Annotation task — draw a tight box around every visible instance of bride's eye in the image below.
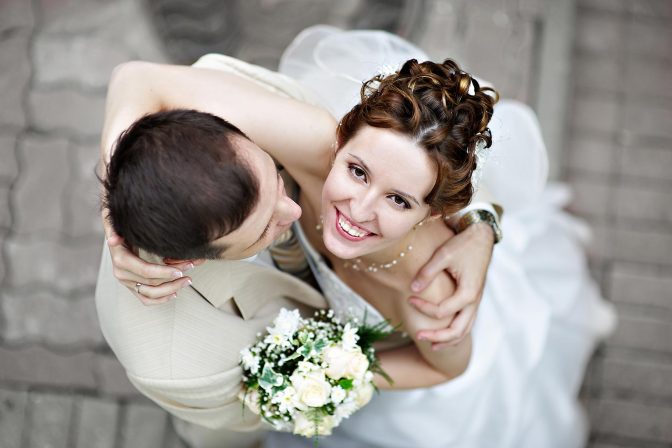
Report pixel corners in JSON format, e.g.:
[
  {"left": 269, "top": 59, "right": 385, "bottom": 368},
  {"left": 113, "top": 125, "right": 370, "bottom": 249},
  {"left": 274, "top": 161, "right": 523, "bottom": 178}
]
[
  {"left": 389, "top": 194, "right": 411, "bottom": 209},
  {"left": 348, "top": 164, "right": 367, "bottom": 182}
]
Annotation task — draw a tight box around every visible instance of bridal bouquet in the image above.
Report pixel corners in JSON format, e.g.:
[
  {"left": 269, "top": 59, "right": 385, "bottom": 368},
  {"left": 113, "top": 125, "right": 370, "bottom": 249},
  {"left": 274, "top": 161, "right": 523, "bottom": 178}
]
[{"left": 239, "top": 308, "right": 392, "bottom": 440}]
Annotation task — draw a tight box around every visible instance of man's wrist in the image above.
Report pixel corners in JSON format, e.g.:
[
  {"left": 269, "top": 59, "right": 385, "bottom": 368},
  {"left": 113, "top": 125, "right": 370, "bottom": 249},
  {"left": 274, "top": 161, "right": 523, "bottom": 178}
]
[{"left": 463, "top": 221, "right": 496, "bottom": 245}]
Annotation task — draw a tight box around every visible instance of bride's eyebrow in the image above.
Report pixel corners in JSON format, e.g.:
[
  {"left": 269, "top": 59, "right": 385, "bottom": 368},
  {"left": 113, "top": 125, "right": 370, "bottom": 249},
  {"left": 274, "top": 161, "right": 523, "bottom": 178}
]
[{"left": 349, "top": 153, "right": 420, "bottom": 206}]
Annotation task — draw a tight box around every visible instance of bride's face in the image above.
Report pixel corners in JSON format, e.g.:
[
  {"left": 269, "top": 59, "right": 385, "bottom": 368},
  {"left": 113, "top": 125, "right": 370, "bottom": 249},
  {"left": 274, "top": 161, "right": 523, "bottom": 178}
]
[{"left": 321, "top": 126, "right": 436, "bottom": 260}]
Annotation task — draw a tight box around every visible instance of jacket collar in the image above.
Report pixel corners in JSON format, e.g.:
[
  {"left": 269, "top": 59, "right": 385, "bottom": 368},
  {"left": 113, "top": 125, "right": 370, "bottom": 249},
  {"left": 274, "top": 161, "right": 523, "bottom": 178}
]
[{"left": 187, "top": 259, "right": 326, "bottom": 320}]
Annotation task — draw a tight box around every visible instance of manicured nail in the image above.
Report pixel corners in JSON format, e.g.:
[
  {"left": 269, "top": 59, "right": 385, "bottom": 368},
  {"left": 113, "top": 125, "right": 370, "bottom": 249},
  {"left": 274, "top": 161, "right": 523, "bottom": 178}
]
[
  {"left": 171, "top": 293, "right": 177, "bottom": 299},
  {"left": 183, "top": 263, "right": 195, "bottom": 272},
  {"left": 172, "top": 271, "right": 184, "bottom": 279},
  {"left": 411, "top": 281, "right": 422, "bottom": 292}
]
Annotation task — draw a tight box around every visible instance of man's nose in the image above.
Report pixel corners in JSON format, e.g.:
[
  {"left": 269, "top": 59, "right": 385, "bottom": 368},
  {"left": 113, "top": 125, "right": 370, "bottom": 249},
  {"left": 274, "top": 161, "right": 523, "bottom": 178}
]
[{"left": 277, "top": 196, "right": 302, "bottom": 225}]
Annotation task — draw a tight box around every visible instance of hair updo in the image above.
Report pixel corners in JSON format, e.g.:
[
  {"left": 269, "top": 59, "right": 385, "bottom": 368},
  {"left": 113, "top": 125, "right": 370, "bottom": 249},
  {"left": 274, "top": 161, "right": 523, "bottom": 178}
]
[{"left": 337, "top": 58, "right": 499, "bottom": 216}]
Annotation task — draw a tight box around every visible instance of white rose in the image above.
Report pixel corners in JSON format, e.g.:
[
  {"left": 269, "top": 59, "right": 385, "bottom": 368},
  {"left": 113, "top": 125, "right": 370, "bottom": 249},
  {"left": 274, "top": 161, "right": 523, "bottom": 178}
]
[
  {"left": 323, "top": 346, "right": 350, "bottom": 379},
  {"left": 324, "top": 346, "right": 370, "bottom": 381},
  {"left": 291, "top": 371, "right": 332, "bottom": 408},
  {"left": 293, "top": 413, "right": 335, "bottom": 437},
  {"left": 238, "top": 388, "right": 261, "bottom": 415},
  {"left": 354, "top": 382, "right": 374, "bottom": 408},
  {"left": 347, "top": 352, "right": 370, "bottom": 380}
]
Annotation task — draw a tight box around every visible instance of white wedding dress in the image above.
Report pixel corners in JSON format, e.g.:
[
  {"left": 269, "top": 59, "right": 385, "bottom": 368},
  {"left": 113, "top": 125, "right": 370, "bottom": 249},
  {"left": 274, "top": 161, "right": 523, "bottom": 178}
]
[{"left": 265, "top": 26, "right": 616, "bottom": 448}]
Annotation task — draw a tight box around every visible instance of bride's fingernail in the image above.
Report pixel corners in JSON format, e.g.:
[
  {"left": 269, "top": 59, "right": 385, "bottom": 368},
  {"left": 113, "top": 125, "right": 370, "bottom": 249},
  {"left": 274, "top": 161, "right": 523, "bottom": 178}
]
[
  {"left": 411, "top": 281, "right": 422, "bottom": 292},
  {"left": 183, "top": 263, "right": 195, "bottom": 272}
]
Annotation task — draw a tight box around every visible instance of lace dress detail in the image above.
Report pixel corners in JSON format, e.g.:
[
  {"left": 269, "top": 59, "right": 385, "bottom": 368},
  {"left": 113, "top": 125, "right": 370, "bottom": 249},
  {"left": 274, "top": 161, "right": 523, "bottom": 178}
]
[{"left": 292, "top": 222, "right": 390, "bottom": 329}]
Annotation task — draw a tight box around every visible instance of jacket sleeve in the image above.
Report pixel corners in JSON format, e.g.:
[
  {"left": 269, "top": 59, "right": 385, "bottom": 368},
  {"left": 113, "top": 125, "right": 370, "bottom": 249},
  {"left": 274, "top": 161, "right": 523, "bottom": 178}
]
[{"left": 127, "top": 367, "right": 263, "bottom": 431}]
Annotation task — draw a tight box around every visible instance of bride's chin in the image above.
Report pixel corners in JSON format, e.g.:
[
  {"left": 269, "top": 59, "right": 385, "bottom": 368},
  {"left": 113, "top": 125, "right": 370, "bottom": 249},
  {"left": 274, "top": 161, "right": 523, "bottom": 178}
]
[{"left": 323, "top": 232, "right": 364, "bottom": 260}]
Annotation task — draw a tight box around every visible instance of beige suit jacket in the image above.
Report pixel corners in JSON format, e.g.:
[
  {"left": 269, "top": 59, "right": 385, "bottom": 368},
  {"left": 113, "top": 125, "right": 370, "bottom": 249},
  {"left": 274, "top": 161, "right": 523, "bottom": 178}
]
[{"left": 95, "top": 245, "right": 326, "bottom": 435}]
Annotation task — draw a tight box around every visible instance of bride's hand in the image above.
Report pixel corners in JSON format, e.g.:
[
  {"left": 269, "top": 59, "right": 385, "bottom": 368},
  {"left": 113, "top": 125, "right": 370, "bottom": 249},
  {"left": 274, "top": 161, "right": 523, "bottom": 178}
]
[
  {"left": 102, "top": 210, "right": 196, "bottom": 305},
  {"left": 408, "top": 223, "right": 494, "bottom": 350}
]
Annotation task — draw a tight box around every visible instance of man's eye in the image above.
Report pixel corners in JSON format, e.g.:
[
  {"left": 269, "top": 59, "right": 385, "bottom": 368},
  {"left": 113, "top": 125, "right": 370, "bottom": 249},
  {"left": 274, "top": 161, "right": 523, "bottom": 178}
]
[
  {"left": 349, "top": 165, "right": 367, "bottom": 181},
  {"left": 389, "top": 195, "right": 410, "bottom": 209}
]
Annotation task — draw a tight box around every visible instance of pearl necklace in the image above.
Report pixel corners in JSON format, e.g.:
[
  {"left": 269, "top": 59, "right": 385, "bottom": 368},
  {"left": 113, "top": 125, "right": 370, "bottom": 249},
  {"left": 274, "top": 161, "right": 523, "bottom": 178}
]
[{"left": 343, "top": 242, "right": 414, "bottom": 272}]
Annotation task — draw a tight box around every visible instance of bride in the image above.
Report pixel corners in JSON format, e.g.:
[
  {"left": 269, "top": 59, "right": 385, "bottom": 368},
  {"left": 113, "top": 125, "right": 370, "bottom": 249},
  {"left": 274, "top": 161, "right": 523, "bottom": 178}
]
[{"left": 102, "top": 26, "right": 615, "bottom": 448}]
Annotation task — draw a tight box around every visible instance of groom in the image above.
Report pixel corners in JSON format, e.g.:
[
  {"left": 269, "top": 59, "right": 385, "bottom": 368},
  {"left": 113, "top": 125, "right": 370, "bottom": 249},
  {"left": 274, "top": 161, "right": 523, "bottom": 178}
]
[{"left": 96, "top": 57, "right": 499, "bottom": 448}]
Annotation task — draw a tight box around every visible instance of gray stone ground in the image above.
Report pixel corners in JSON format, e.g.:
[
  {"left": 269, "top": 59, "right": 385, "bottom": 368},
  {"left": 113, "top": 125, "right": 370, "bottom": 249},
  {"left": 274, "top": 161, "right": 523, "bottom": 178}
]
[{"left": 0, "top": 0, "right": 670, "bottom": 447}]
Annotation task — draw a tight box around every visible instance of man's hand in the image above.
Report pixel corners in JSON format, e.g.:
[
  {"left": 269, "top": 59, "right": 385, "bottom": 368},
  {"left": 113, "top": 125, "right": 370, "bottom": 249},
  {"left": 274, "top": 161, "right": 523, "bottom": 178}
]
[
  {"left": 103, "top": 211, "right": 196, "bottom": 306},
  {"left": 409, "top": 223, "right": 495, "bottom": 350}
]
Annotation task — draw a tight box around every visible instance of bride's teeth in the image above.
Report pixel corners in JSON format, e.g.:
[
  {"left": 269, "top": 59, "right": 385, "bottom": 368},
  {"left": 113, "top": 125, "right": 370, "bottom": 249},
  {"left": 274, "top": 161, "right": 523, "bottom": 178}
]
[{"left": 338, "top": 215, "right": 367, "bottom": 238}]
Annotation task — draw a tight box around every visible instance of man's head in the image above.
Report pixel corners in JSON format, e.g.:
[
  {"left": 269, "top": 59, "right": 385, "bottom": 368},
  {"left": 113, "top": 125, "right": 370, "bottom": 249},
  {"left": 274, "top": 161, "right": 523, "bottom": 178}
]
[{"left": 103, "top": 109, "right": 301, "bottom": 261}]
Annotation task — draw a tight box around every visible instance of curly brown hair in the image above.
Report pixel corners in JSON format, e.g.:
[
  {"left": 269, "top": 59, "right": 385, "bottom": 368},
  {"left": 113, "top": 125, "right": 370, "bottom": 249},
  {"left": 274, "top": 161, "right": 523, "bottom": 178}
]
[{"left": 337, "top": 58, "right": 499, "bottom": 216}]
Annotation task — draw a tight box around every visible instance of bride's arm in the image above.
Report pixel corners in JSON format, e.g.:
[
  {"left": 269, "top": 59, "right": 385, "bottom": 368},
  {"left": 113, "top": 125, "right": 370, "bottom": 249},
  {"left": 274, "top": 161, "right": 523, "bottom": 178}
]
[
  {"left": 374, "top": 344, "right": 463, "bottom": 390},
  {"left": 102, "top": 61, "right": 336, "bottom": 186},
  {"left": 373, "top": 269, "right": 472, "bottom": 390},
  {"left": 396, "top": 268, "right": 473, "bottom": 380}
]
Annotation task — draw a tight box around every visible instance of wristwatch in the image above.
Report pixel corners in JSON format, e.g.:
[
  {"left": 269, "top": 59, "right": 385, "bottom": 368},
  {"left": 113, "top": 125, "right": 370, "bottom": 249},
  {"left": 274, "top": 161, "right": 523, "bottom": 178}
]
[{"left": 453, "top": 208, "right": 503, "bottom": 244}]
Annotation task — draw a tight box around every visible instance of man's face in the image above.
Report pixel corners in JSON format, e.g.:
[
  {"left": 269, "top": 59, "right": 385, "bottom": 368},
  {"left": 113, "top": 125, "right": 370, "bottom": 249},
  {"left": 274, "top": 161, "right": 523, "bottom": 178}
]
[{"left": 211, "top": 138, "right": 302, "bottom": 259}]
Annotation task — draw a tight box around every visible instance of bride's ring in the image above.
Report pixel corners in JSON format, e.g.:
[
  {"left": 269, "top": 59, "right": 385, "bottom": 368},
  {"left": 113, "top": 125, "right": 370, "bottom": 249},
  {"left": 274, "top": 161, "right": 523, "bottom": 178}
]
[{"left": 135, "top": 282, "right": 144, "bottom": 296}]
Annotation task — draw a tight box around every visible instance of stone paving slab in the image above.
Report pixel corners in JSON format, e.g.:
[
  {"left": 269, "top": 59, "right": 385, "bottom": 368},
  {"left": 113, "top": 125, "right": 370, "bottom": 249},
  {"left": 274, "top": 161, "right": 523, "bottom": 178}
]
[
  {"left": 0, "top": 388, "right": 28, "bottom": 448},
  {"left": 121, "top": 403, "right": 169, "bottom": 448},
  {"left": 5, "top": 238, "right": 102, "bottom": 295},
  {"left": 74, "top": 397, "right": 119, "bottom": 448},
  {"left": 28, "top": 89, "right": 107, "bottom": 138},
  {"left": 0, "top": 186, "right": 11, "bottom": 231},
  {"left": 0, "top": 134, "right": 19, "bottom": 184},
  {"left": 1, "top": 289, "right": 103, "bottom": 346},
  {"left": 600, "top": 356, "right": 672, "bottom": 399},
  {"left": 589, "top": 398, "right": 672, "bottom": 443},
  {"left": 12, "top": 135, "right": 70, "bottom": 236},
  {"left": 565, "top": 133, "right": 618, "bottom": 178},
  {"left": 608, "top": 262, "right": 672, "bottom": 311},
  {"left": 0, "top": 346, "right": 97, "bottom": 389},
  {"left": 27, "top": 393, "right": 74, "bottom": 448},
  {"left": 620, "top": 144, "right": 672, "bottom": 184},
  {"left": 607, "top": 310, "right": 672, "bottom": 354},
  {"left": 0, "top": 33, "right": 31, "bottom": 128}
]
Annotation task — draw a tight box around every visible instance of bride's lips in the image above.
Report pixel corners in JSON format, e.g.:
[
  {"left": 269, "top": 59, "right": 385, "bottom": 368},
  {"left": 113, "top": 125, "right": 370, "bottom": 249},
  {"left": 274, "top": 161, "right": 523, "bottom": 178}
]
[{"left": 334, "top": 209, "right": 375, "bottom": 242}]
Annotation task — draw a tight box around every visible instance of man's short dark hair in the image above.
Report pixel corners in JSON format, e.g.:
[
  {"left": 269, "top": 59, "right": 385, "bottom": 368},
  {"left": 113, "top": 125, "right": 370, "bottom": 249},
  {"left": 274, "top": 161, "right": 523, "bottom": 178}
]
[{"left": 102, "top": 109, "right": 259, "bottom": 259}]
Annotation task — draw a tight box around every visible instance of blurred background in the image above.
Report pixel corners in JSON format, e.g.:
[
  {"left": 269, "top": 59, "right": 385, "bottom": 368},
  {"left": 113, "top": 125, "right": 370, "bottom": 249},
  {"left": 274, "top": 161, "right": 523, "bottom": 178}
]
[{"left": 0, "top": 0, "right": 670, "bottom": 446}]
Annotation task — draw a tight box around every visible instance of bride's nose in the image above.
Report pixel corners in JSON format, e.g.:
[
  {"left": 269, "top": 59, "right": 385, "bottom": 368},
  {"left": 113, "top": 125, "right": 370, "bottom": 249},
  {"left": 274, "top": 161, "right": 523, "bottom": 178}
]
[
  {"left": 277, "top": 195, "right": 302, "bottom": 225},
  {"left": 349, "top": 193, "right": 375, "bottom": 223}
]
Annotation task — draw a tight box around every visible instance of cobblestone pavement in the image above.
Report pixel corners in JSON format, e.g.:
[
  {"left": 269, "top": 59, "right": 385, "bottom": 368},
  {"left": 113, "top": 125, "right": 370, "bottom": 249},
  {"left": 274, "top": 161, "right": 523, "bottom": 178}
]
[{"left": 0, "top": 0, "right": 670, "bottom": 447}]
